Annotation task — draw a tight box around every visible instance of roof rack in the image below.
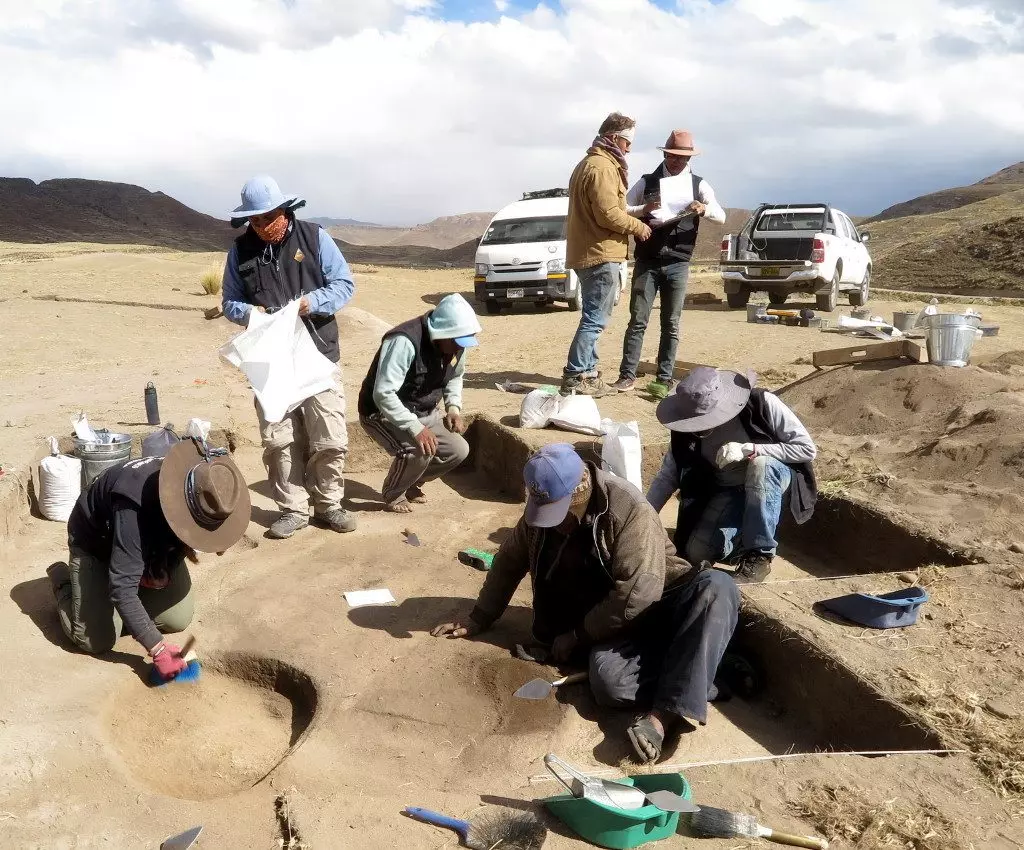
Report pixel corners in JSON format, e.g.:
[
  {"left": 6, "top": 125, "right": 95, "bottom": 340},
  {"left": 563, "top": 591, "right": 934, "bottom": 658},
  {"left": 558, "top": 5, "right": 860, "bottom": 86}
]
[
  {"left": 758, "top": 202, "right": 830, "bottom": 209},
  {"left": 522, "top": 188, "right": 569, "bottom": 200}
]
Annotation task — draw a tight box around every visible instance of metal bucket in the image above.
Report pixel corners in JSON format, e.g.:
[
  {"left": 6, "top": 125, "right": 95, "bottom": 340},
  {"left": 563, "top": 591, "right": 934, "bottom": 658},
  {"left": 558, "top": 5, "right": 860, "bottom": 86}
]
[
  {"left": 74, "top": 431, "right": 132, "bottom": 487},
  {"left": 892, "top": 311, "right": 918, "bottom": 332},
  {"left": 746, "top": 304, "right": 766, "bottom": 323},
  {"left": 921, "top": 314, "right": 982, "bottom": 367}
]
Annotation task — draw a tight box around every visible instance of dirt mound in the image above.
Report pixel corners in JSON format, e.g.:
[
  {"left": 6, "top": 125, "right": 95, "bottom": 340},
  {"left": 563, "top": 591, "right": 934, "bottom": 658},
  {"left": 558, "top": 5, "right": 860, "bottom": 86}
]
[
  {"left": 782, "top": 362, "right": 1024, "bottom": 548},
  {"left": 0, "top": 177, "right": 233, "bottom": 251}
]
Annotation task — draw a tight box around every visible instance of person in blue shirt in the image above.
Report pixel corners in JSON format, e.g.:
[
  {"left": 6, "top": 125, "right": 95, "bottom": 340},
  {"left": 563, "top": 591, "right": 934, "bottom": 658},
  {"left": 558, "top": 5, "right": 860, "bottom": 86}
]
[{"left": 222, "top": 175, "right": 356, "bottom": 539}]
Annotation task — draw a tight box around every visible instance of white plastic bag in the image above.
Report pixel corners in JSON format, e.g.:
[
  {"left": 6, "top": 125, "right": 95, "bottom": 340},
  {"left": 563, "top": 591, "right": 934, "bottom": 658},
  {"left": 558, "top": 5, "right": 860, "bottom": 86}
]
[
  {"left": 601, "top": 420, "right": 643, "bottom": 492},
  {"left": 38, "top": 437, "right": 81, "bottom": 522},
  {"left": 219, "top": 300, "right": 339, "bottom": 424},
  {"left": 548, "top": 394, "right": 604, "bottom": 436},
  {"left": 520, "top": 388, "right": 561, "bottom": 429}
]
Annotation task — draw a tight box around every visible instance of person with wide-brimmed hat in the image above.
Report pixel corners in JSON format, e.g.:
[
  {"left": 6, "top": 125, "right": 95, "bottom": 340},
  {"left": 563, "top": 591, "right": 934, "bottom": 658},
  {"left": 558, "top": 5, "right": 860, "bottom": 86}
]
[
  {"left": 648, "top": 366, "right": 818, "bottom": 582},
  {"left": 431, "top": 443, "right": 740, "bottom": 764},
  {"left": 610, "top": 130, "right": 726, "bottom": 399},
  {"left": 221, "top": 175, "right": 357, "bottom": 540},
  {"left": 47, "top": 440, "right": 251, "bottom": 680}
]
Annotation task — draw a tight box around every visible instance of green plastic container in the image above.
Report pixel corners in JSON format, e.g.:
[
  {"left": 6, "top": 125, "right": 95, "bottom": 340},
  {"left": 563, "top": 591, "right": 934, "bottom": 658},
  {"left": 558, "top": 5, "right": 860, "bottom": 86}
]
[{"left": 543, "top": 772, "right": 692, "bottom": 849}]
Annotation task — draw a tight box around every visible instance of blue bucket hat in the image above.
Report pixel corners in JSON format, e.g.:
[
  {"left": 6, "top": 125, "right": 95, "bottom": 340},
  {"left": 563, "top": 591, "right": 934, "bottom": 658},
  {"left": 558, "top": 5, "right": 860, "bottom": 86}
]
[
  {"left": 524, "top": 443, "right": 585, "bottom": 528},
  {"left": 230, "top": 175, "right": 306, "bottom": 228}
]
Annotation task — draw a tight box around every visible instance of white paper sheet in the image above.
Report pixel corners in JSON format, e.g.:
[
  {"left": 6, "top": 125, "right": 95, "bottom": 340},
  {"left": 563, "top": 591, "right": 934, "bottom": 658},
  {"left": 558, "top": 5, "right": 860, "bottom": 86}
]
[
  {"left": 344, "top": 588, "right": 397, "bottom": 608},
  {"left": 650, "top": 171, "right": 695, "bottom": 221}
]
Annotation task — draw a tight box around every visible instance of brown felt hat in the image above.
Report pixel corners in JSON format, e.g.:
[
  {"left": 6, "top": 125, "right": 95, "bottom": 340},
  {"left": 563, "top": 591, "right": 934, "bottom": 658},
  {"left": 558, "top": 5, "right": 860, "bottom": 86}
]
[
  {"left": 658, "top": 129, "right": 700, "bottom": 156},
  {"left": 158, "top": 440, "right": 251, "bottom": 553}
]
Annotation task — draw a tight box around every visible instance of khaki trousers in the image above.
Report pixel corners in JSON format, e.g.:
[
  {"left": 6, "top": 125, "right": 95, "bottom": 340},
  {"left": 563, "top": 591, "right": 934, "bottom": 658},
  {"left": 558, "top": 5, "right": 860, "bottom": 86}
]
[
  {"left": 256, "top": 386, "right": 349, "bottom": 515},
  {"left": 53, "top": 545, "right": 194, "bottom": 654}
]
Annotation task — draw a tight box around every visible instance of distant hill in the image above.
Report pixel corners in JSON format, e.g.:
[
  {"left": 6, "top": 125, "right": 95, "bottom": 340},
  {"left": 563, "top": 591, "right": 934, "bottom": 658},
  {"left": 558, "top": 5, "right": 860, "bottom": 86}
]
[
  {"left": 335, "top": 237, "right": 476, "bottom": 269},
  {"left": 693, "top": 207, "right": 752, "bottom": 260},
  {"left": 309, "top": 216, "right": 384, "bottom": 229},
  {"left": 0, "top": 178, "right": 234, "bottom": 250},
  {"left": 328, "top": 212, "right": 493, "bottom": 250},
  {"left": 867, "top": 162, "right": 1024, "bottom": 223}
]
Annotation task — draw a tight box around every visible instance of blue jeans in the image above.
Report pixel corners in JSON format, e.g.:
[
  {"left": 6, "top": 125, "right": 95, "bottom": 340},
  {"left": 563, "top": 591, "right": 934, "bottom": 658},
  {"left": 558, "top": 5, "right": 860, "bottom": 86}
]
[
  {"left": 684, "top": 456, "right": 792, "bottom": 564},
  {"left": 564, "top": 262, "right": 620, "bottom": 378},
  {"left": 619, "top": 260, "right": 691, "bottom": 383}
]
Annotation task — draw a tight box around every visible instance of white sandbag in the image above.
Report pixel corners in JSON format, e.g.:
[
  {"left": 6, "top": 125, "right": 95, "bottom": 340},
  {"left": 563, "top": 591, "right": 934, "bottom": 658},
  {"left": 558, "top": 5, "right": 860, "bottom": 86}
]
[
  {"left": 548, "top": 394, "right": 604, "bottom": 436},
  {"left": 219, "top": 300, "right": 339, "bottom": 424},
  {"left": 520, "top": 388, "right": 560, "bottom": 429},
  {"left": 601, "top": 420, "right": 643, "bottom": 492},
  {"left": 38, "top": 437, "right": 81, "bottom": 522}
]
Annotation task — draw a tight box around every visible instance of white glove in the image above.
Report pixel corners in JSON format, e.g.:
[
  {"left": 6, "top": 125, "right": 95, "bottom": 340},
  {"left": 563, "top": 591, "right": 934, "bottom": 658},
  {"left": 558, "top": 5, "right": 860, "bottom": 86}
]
[{"left": 715, "top": 442, "right": 756, "bottom": 469}]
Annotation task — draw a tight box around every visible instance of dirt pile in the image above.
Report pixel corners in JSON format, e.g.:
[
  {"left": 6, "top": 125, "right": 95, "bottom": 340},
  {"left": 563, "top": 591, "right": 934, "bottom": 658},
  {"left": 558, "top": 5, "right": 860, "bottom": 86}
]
[
  {"left": 782, "top": 361, "right": 1024, "bottom": 547},
  {"left": 0, "top": 177, "right": 233, "bottom": 251}
]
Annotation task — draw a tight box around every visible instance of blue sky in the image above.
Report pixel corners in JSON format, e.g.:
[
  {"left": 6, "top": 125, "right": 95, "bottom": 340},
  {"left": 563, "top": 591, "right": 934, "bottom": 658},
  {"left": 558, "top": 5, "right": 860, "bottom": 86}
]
[{"left": 0, "top": 0, "right": 1021, "bottom": 223}]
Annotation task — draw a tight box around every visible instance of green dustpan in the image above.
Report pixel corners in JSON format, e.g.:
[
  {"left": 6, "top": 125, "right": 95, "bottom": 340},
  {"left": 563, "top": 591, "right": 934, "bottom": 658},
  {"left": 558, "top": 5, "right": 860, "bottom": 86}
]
[{"left": 544, "top": 773, "right": 692, "bottom": 849}]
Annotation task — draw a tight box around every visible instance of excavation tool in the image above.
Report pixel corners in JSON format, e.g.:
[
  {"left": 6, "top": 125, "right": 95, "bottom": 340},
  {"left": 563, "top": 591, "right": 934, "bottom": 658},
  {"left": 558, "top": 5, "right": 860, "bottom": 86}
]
[
  {"left": 160, "top": 826, "right": 203, "bottom": 850},
  {"left": 149, "top": 636, "right": 199, "bottom": 687},
  {"left": 689, "top": 805, "right": 828, "bottom": 848},
  {"left": 544, "top": 754, "right": 698, "bottom": 813},
  {"left": 404, "top": 806, "right": 547, "bottom": 849},
  {"left": 514, "top": 671, "right": 588, "bottom": 700}
]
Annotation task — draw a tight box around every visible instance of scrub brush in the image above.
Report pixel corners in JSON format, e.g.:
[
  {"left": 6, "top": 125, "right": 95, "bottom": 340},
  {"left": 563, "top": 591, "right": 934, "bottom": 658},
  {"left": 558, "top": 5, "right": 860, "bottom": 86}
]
[{"left": 148, "top": 636, "right": 200, "bottom": 686}]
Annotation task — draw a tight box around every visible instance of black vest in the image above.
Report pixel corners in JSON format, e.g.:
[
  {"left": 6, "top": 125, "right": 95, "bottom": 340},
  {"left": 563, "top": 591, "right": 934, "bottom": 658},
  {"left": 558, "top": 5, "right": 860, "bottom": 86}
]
[
  {"left": 233, "top": 218, "right": 340, "bottom": 363},
  {"left": 668, "top": 390, "right": 817, "bottom": 554},
  {"left": 634, "top": 165, "right": 702, "bottom": 265},
  {"left": 358, "top": 314, "right": 458, "bottom": 419}
]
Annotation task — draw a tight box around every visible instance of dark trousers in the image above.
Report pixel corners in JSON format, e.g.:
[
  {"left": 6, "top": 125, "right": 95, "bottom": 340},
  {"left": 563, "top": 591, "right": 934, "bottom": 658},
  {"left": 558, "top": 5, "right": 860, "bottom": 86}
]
[
  {"left": 588, "top": 568, "right": 739, "bottom": 725},
  {"left": 618, "top": 260, "right": 691, "bottom": 383}
]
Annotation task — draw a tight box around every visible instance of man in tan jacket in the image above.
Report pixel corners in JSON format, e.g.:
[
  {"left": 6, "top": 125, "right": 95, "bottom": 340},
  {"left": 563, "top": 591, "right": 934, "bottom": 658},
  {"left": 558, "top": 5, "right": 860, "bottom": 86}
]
[
  {"left": 432, "top": 444, "right": 739, "bottom": 764},
  {"left": 561, "top": 113, "right": 652, "bottom": 396}
]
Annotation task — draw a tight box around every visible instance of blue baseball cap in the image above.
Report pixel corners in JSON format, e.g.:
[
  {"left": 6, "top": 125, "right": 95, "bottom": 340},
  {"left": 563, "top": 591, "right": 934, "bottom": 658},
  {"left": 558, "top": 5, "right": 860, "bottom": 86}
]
[
  {"left": 524, "top": 443, "right": 585, "bottom": 528},
  {"left": 452, "top": 335, "right": 479, "bottom": 348}
]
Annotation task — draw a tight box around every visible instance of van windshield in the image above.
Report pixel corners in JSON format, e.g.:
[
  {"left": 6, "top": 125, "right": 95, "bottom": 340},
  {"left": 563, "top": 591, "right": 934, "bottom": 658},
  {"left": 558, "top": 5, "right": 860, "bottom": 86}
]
[{"left": 481, "top": 216, "right": 566, "bottom": 245}]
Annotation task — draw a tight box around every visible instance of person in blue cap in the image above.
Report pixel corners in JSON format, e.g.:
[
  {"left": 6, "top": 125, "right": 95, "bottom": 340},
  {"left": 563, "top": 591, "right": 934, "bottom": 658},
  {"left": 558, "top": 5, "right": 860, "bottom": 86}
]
[
  {"left": 358, "top": 294, "right": 481, "bottom": 512},
  {"left": 221, "top": 175, "right": 357, "bottom": 540},
  {"left": 432, "top": 443, "right": 739, "bottom": 764}
]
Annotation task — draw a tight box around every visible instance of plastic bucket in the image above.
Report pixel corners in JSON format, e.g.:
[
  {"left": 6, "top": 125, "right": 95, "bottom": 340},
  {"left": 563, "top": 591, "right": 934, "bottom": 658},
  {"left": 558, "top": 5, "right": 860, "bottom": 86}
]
[
  {"left": 74, "top": 431, "right": 132, "bottom": 487},
  {"left": 922, "top": 314, "right": 982, "bottom": 367}
]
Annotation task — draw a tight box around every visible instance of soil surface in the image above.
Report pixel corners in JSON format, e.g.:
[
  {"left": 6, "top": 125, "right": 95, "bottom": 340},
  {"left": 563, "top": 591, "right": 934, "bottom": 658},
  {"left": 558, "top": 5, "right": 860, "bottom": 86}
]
[{"left": 2, "top": 243, "right": 1024, "bottom": 848}]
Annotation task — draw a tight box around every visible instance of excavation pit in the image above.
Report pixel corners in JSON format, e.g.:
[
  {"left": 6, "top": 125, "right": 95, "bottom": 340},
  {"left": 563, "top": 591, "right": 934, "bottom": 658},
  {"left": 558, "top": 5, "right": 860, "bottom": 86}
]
[{"left": 104, "top": 653, "right": 318, "bottom": 800}]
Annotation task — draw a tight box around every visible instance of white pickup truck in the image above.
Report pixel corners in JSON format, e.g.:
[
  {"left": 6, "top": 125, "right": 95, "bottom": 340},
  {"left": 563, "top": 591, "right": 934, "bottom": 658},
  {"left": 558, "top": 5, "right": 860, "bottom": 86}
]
[{"left": 719, "top": 203, "right": 872, "bottom": 311}]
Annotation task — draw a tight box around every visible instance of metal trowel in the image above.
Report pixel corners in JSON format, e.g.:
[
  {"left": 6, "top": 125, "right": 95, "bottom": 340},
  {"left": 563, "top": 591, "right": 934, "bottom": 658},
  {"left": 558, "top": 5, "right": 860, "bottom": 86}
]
[
  {"left": 161, "top": 826, "right": 202, "bottom": 850},
  {"left": 514, "top": 671, "right": 588, "bottom": 700}
]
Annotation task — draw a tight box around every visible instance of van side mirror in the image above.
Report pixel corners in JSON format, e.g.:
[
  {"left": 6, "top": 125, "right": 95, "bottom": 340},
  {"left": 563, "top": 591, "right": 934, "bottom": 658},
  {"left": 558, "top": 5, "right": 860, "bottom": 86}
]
[{"left": 860, "top": 231, "right": 871, "bottom": 243}]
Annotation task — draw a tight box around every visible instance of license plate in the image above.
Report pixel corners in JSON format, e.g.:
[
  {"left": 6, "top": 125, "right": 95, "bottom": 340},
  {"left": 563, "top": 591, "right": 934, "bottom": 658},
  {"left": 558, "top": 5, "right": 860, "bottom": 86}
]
[
  {"left": 507, "top": 288, "right": 525, "bottom": 298},
  {"left": 760, "top": 266, "right": 781, "bottom": 277}
]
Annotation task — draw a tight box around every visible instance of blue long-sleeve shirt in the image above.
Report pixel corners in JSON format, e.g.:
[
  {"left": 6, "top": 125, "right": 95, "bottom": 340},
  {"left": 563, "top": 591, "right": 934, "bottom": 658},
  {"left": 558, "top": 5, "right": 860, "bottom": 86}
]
[{"left": 221, "top": 225, "right": 355, "bottom": 325}]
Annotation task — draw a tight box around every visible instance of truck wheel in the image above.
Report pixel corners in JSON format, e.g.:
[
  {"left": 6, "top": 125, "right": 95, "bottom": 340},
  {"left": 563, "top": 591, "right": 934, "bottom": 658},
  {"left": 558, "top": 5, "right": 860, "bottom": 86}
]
[
  {"left": 815, "top": 270, "right": 839, "bottom": 312},
  {"left": 568, "top": 288, "right": 583, "bottom": 312},
  {"left": 848, "top": 269, "right": 870, "bottom": 307},
  {"left": 768, "top": 292, "right": 788, "bottom": 306},
  {"left": 485, "top": 302, "right": 502, "bottom": 315},
  {"left": 726, "top": 289, "right": 750, "bottom": 309}
]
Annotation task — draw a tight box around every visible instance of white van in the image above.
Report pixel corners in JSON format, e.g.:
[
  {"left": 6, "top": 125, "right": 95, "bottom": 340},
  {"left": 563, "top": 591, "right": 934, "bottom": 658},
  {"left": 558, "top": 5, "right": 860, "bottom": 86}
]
[{"left": 473, "top": 189, "right": 627, "bottom": 314}]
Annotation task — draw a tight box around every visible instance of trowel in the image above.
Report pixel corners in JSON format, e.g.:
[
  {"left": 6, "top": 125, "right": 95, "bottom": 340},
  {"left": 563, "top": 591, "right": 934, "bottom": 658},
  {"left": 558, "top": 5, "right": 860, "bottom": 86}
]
[
  {"left": 514, "top": 671, "right": 588, "bottom": 700},
  {"left": 544, "top": 754, "right": 699, "bottom": 813},
  {"left": 160, "top": 826, "right": 202, "bottom": 850}
]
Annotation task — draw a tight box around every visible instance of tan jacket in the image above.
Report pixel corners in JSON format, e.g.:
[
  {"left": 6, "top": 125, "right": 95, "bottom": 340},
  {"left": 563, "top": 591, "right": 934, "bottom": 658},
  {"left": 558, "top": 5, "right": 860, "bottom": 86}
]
[
  {"left": 469, "top": 465, "right": 698, "bottom": 644},
  {"left": 565, "top": 147, "right": 647, "bottom": 271}
]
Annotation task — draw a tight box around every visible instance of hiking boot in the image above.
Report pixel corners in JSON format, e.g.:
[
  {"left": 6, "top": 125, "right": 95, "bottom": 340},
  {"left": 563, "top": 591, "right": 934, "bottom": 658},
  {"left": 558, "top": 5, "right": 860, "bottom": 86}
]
[
  {"left": 268, "top": 512, "right": 310, "bottom": 539},
  {"left": 560, "top": 374, "right": 582, "bottom": 396},
  {"left": 312, "top": 507, "right": 358, "bottom": 534},
  {"left": 575, "top": 376, "right": 613, "bottom": 398},
  {"left": 733, "top": 553, "right": 772, "bottom": 584},
  {"left": 609, "top": 376, "right": 636, "bottom": 392},
  {"left": 646, "top": 379, "right": 674, "bottom": 400}
]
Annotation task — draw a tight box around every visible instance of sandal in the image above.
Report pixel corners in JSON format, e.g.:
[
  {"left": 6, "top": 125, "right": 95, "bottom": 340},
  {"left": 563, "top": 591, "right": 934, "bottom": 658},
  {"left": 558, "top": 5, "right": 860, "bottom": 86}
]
[
  {"left": 627, "top": 715, "right": 664, "bottom": 764},
  {"left": 406, "top": 485, "right": 427, "bottom": 504}
]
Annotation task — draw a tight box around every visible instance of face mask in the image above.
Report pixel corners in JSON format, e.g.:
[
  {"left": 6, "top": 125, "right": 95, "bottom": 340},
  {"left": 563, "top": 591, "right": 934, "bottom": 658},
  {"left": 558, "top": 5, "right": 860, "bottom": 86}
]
[{"left": 252, "top": 213, "right": 289, "bottom": 244}]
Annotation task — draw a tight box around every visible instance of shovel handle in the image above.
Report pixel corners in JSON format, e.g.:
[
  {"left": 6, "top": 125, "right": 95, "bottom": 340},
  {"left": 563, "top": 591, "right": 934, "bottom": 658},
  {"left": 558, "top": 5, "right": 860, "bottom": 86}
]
[
  {"left": 552, "top": 671, "right": 589, "bottom": 687},
  {"left": 765, "top": 830, "right": 829, "bottom": 849}
]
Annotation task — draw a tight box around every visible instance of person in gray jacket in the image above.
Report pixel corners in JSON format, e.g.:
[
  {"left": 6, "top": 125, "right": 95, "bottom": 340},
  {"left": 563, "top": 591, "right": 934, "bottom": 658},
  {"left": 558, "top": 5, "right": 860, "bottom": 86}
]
[
  {"left": 648, "top": 367, "right": 818, "bottom": 583},
  {"left": 432, "top": 443, "right": 739, "bottom": 764}
]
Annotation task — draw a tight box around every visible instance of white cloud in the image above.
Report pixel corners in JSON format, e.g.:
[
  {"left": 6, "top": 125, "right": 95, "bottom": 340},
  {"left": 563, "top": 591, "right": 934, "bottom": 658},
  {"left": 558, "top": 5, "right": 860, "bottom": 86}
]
[{"left": 1, "top": 0, "right": 1022, "bottom": 223}]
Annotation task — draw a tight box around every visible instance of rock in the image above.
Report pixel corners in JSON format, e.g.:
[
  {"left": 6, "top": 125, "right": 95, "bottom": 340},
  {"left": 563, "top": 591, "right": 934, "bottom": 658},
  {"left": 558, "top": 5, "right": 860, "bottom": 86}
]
[
  {"left": 984, "top": 698, "right": 1019, "bottom": 720},
  {"left": 861, "top": 439, "right": 880, "bottom": 450},
  {"left": 1009, "top": 542, "right": 1024, "bottom": 555},
  {"left": 897, "top": 572, "right": 916, "bottom": 584},
  {"left": 924, "top": 612, "right": 935, "bottom": 620}
]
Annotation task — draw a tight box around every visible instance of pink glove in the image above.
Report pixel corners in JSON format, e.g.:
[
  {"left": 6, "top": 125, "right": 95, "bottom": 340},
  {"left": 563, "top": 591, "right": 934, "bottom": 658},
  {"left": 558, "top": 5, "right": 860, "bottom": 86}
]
[{"left": 151, "top": 642, "right": 187, "bottom": 681}]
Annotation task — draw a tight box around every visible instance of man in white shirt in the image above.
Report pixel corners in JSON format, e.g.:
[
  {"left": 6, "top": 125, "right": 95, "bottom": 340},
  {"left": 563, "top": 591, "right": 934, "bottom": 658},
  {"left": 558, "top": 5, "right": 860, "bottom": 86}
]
[{"left": 610, "top": 130, "right": 726, "bottom": 399}]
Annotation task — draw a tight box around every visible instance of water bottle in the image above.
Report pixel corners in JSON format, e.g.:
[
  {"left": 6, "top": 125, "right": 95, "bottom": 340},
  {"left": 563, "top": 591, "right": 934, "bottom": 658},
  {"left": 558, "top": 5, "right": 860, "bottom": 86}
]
[{"left": 144, "top": 382, "right": 160, "bottom": 426}]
